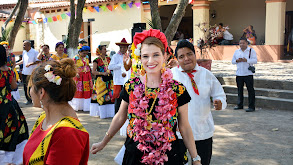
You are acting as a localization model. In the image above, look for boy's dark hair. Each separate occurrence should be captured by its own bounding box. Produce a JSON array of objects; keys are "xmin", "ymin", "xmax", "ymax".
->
[
  {"xmin": 239, "ymin": 37, "xmax": 248, "ymax": 42},
  {"xmin": 175, "ymin": 40, "xmax": 195, "ymax": 57},
  {"xmin": 219, "ymin": 23, "xmax": 223, "ymax": 26}
]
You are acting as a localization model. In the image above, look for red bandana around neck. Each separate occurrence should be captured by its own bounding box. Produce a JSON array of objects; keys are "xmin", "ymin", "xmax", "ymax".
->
[{"xmin": 182, "ymin": 70, "xmax": 199, "ymax": 95}]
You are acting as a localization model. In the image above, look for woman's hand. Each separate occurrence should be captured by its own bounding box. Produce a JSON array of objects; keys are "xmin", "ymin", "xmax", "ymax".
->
[
  {"xmin": 76, "ymin": 73, "xmax": 80, "ymax": 78},
  {"xmin": 91, "ymin": 142, "xmax": 106, "ymax": 154},
  {"xmin": 192, "ymin": 161, "xmax": 202, "ymax": 165},
  {"xmin": 167, "ymin": 59, "xmax": 178, "ymax": 68}
]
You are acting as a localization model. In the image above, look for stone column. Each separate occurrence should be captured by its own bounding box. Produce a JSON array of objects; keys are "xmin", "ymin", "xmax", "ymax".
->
[
  {"xmin": 192, "ymin": 0, "xmax": 210, "ymax": 44},
  {"xmin": 142, "ymin": 3, "xmax": 151, "ymax": 29},
  {"xmin": 265, "ymin": 0, "xmax": 286, "ymax": 45}
]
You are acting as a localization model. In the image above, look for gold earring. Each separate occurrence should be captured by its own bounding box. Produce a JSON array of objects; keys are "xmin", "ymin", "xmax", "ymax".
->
[{"xmin": 141, "ymin": 66, "xmax": 146, "ymax": 76}]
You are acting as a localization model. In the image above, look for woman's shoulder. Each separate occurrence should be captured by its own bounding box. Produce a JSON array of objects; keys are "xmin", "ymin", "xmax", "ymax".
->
[
  {"xmin": 124, "ymin": 77, "xmax": 141, "ymax": 93},
  {"xmin": 63, "ymin": 53, "xmax": 69, "ymax": 58},
  {"xmin": 171, "ymin": 79, "xmax": 187, "ymax": 96}
]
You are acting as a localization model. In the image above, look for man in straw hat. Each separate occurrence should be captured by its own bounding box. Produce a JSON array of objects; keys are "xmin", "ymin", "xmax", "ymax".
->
[{"xmin": 108, "ymin": 38, "xmax": 131, "ymax": 113}]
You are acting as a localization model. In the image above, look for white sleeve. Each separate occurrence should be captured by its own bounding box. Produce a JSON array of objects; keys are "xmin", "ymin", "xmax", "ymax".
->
[
  {"xmin": 108, "ymin": 55, "xmax": 122, "ymax": 70},
  {"xmin": 210, "ymin": 73, "xmax": 227, "ymax": 110},
  {"xmin": 247, "ymin": 48, "xmax": 257, "ymax": 64}
]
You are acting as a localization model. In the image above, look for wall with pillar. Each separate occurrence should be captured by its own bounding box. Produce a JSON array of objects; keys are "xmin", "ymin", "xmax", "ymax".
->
[
  {"xmin": 192, "ymin": 0, "xmax": 210, "ymax": 44},
  {"xmin": 265, "ymin": 0, "xmax": 286, "ymax": 45}
]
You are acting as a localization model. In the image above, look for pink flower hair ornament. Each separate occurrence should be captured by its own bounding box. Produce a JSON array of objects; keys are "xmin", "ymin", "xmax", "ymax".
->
[{"xmin": 44, "ymin": 64, "xmax": 62, "ymax": 85}]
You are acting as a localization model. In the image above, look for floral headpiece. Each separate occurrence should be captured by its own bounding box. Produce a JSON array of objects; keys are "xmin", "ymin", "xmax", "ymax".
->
[
  {"xmin": 0, "ymin": 41, "xmax": 10, "ymax": 49},
  {"xmin": 131, "ymin": 29, "xmax": 168, "ymax": 57},
  {"xmin": 44, "ymin": 65, "xmax": 62, "ymax": 85}
]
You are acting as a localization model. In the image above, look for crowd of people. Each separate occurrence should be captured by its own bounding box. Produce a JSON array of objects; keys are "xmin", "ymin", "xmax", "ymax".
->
[{"xmin": 0, "ymin": 28, "xmax": 259, "ymax": 165}]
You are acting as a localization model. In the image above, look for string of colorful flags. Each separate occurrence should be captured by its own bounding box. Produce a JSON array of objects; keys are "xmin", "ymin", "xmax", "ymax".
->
[{"xmin": 26, "ymin": 2, "xmax": 141, "ymax": 24}]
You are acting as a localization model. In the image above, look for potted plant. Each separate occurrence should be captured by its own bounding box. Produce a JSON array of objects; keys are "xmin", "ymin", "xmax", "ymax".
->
[{"xmin": 194, "ymin": 23, "xmax": 217, "ymax": 71}]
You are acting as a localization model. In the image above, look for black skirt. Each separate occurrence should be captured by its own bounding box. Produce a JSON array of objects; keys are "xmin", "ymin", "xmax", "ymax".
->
[{"xmin": 0, "ymin": 98, "xmax": 29, "ymax": 151}]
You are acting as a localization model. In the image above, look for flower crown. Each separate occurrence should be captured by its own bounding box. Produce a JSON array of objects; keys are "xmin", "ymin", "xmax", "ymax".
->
[
  {"xmin": 44, "ymin": 65, "xmax": 62, "ymax": 85},
  {"xmin": 131, "ymin": 29, "xmax": 168, "ymax": 58}
]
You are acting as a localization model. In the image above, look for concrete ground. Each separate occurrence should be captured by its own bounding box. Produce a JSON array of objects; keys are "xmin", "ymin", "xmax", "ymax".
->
[{"xmin": 17, "ymin": 86, "xmax": 293, "ymax": 165}]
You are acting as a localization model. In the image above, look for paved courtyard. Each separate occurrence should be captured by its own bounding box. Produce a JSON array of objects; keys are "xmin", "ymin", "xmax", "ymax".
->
[{"xmin": 12, "ymin": 60, "xmax": 293, "ymax": 165}]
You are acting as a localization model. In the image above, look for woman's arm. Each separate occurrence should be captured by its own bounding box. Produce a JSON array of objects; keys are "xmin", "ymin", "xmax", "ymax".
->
[
  {"xmin": 91, "ymin": 100, "xmax": 129, "ymax": 154},
  {"xmin": 12, "ymin": 56, "xmax": 16, "ymax": 69},
  {"xmin": 11, "ymin": 73, "xmax": 17, "ymax": 90},
  {"xmin": 178, "ymin": 104, "xmax": 201, "ymax": 165}
]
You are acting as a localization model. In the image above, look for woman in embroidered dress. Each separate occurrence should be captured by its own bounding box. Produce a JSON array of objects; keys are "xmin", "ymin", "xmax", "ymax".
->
[
  {"xmin": 90, "ymin": 45, "xmax": 114, "ymax": 118},
  {"xmin": 70, "ymin": 46, "xmax": 93, "ymax": 111},
  {"xmin": 37, "ymin": 44, "xmax": 52, "ymax": 62},
  {"xmin": 0, "ymin": 45, "xmax": 29, "ymax": 165},
  {"xmin": 243, "ymin": 25, "xmax": 257, "ymax": 45},
  {"xmin": 23, "ymin": 59, "xmax": 89, "ymax": 165},
  {"xmin": 0, "ymin": 41, "xmax": 21, "ymax": 101},
  {"xmin": 91, "ymin": 29, "xmax": 201, "ymax": 165},
  {"xmin": 49, "ymin": 42, "xmax": 68, "ymax": 61}
]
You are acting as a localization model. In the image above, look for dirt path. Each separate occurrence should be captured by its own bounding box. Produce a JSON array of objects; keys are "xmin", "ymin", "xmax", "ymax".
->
[{"xmin": 18, "ymin": 87, "xmax": 293, "ymax": 165}]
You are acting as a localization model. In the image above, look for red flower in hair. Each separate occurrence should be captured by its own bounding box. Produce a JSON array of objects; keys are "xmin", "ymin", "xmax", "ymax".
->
[{"xmin": 133, "ymin": 29, "xmax": 168, "ymax": 50}]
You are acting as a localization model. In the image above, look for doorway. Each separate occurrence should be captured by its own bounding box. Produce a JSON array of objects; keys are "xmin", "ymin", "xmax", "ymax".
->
[{"xmin": 285, "ymin": 11, "xmax": 293, "ymax": 56}]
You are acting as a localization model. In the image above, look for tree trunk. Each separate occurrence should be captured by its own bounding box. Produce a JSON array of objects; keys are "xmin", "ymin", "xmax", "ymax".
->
[
  {"xmin": 67, "ymin": 0, "xmax": 85, "ymax": 58},
  {"xmin": 1, "ymin": 0, "xmax": 20, "ymax": 35},
  {"xmin": 164, "ymin": 0, "xmax": 189, "ymax": 45},
  {"xmin": 8, "ymin": 0, "xmax": 28, "ymax": 49},
  {"xmin": 149, "ymin": 0, "xmax": 162, "ymax": 31}
]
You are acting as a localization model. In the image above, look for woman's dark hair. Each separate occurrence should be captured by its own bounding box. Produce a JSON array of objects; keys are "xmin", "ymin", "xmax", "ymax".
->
[
  {"xmin": 219, "ymin": 23, "xmax": 223, "ymax": 27},
  {"xmin": 55, "ymin": 42, "xmax": 64, "ymax": 49},
  {"xmin": 28, "ymin": 58, "xmax": 77, "ymax": 103},
  {"xmin": 0, "ymin": 45, "xmax": 7, "ymax": 67},
  {"xmin": 43, "ymin": 44, "xmax": 50, "ymax": 49},
  {"xmin": 174, "ymin": 40, "xmax": 195, "ymax": 57}
]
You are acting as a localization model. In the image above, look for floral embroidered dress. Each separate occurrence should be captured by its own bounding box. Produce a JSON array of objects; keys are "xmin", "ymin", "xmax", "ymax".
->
[
  {"xmin": 0, "ymin": 68, "xmax": 29, "ymax": 153},
  {"xmin": 73, "ymin": 55, "xmax": 93, "ymax": 99},
  {"xmin": 91, "ymin": 56, "xmax": 114, "ymax": 105},
  {"xmin": 49, "ymin": 53, "xmax": 68, "ymax": 61},
  {"xmin": 120, "ymin": 76, "xmax": 191, "ymax": 165},
  {"xmin": 40, "ymin": 53, "xmax": 52, "ymax": 62}
]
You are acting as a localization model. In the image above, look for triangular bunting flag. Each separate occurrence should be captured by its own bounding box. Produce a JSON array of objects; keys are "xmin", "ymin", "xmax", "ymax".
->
[
  {"xmin": 48, "ymin": 17, "xmax": 53, "ymax": 22},
  {"xmin": 107, "ymin": 5, "xmax": 113, "ymax": 11},
  {"xmin": 43, "ymin": 18, "xmax": 48, "ymax": 23},
  {"xmin": 83, "ymin": 7, "xmax": 87, "ymax": 12},
  {"xmin": 135, "ymin": 3, "xmax": 141, "ymax": 8},
  {"xmin": 56, "ymin": 15, "xmax": 62, "ymax": 21},
  {"xmin": 52, "ymin": 16, "xmax": 57, "ymax": 21},
  {"xmin": 114, "ymin": 4, "xmax": 118, "ymax": 10},
  {"xmin": 94, "ymin": 6, "xmax": 99, "ymax": 12},
  {"xmin": 88, "ymin": 6, "xmax": 95, "ymax": 12},
  {"xmin": 128, "ymin": 2, "xmax": 133, "ymax": 8},
  {"xmin": 121, "ymin": 3, "xmax": 127, "ymax": 10},
  {"xmin": 61, "ymin": 13, "xmax": 66, "ymax": 19},
  {"xmin": 101, "ymin": 6, "xmax": 106, "ymax": 11},
  {"xmin": 32, "ymin": 20, "xmax": 37, "ymax": 24},
  {"xmin": 66, "ymin": 12, "xmax": 71, "ymax": 17}
]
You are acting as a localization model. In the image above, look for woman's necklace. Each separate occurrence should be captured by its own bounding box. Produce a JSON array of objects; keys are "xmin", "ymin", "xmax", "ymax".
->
[{"xmin": 144, "ymin": 75, "xmax": 160, "ymax": 123}]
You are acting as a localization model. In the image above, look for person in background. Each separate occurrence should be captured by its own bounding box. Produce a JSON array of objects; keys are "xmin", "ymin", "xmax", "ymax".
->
[
  {"xmin": 172, "ymin": 40, "xmax": 227, "ymax": 165},
  {"xmin": 23, "ymin": 59, "xmax": 89, "ymax": 164},
  {"xmin": 0, "ymin": 45, "xmax": 29, "ymax": 165},
  {"xmin": 108, "ymin": 38, "xmax": 130, "ymax": 114},
  {"xmin": 37, "ymin": 44, "xmax": 52, "ymax": 62},
  {"xmin": 0, "ymin": 41, "xmax": 21, "ymax": 101},
  {"xmin": 232, "ymin": 37, "xmax": 257, "ymax": 112},
  {"xmin": 49, "ymin": 42, "xmax": 68, "ymax": 61},
  {"xmin": 243, "ymin": 25, "xmax": 257, "ymax": 45},
  {"xmin": 70, "ymin": 46, "xmax": 93, "ymax": 111},
  {"xmin": 16, "ymin": 41, "xmax": 39, "ymax": 105},
  {"xmin": 90, "ymin": 45, "xmax": 114, "ymax": 118}
]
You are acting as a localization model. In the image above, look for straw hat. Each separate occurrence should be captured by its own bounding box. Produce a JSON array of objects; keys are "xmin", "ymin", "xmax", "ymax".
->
[{"xmin": 115, "ymin": 38, "xmax": 131, "ymax": 46}]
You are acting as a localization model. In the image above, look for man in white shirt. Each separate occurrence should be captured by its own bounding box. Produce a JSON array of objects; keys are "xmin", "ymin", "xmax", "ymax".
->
[
  {"xmin": 16, "ymin": 41, "xmax": 39, "ymax": 104},
  {"xmin": 108, "ymin": 38, "xmax": 130, "ymax": 113},
  {"xmin": 172, "ymin": 40, "xmax": 227, "ymax": 165},
  {"xmin": 232, "ymin": 38, "xmax": 257, "ymax": 112}
]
